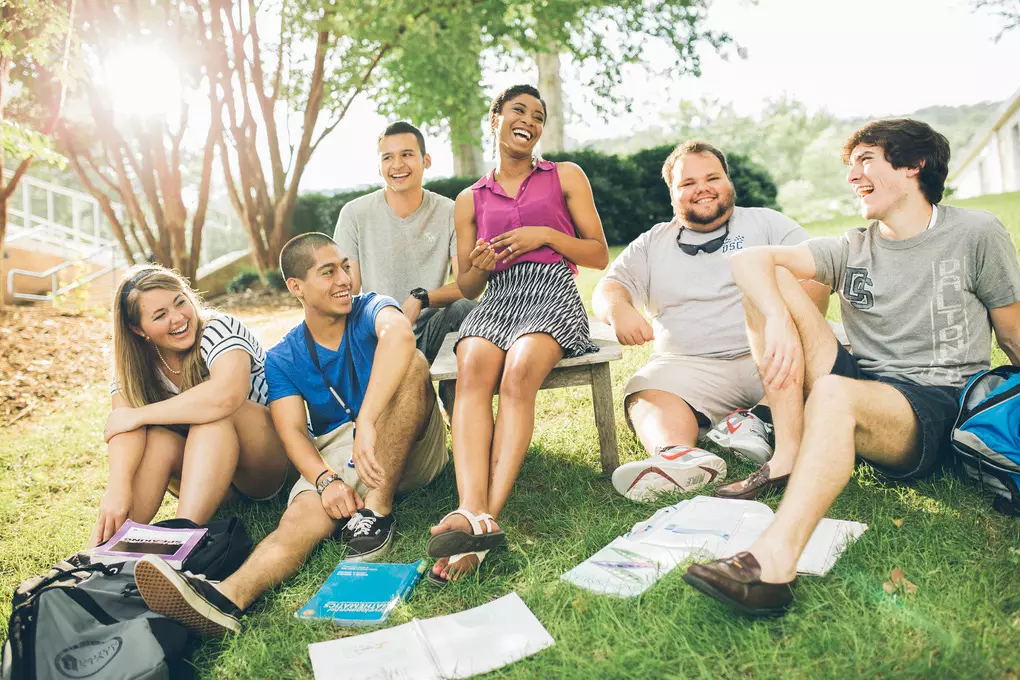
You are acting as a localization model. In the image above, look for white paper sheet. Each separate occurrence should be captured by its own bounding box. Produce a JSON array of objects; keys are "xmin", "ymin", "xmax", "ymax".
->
[
  {"xmin": 308, "ymin": 623, "xmax": 439, "ymax": 680},
  {"xmin": 416, "ymin": 593, "xmax": 554, "ymax": 680},
  {"xmin": 560, "ymin": 536, "xmax": 687, "ymax": 597}
]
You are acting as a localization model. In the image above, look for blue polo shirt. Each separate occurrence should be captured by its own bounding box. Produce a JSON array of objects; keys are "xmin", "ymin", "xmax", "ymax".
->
[{"xmin": 265, "ymin": 293, "xmax": 399, "ymax": 436}]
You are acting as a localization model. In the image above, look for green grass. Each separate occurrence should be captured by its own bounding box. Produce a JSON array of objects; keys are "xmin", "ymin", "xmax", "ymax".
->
[{"xmin": 4, "ymin": 193, "xmax": 1020, "ymax": 678}]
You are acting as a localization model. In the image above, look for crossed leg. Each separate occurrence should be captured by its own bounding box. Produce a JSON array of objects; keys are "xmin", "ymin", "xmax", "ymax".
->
[{"xmin": 734, "ymin": 269, "xmax": 921, "ymax": 583}]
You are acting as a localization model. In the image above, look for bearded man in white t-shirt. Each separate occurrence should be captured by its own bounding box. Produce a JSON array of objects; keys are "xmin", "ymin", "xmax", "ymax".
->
[{"xmin": 593, "ymin": 140, "xmax": 830, "ymax": 501}]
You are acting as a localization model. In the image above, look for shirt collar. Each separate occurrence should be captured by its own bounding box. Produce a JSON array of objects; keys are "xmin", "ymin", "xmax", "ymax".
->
[{"xmin": 471, "ymin": 159, "xmax": 556, "ymax": 191}]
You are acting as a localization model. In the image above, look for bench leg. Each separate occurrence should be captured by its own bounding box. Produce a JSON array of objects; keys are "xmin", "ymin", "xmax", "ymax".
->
[{"xmin": 590, "ymin": 363, "xmax": 620, "ymax": 475}]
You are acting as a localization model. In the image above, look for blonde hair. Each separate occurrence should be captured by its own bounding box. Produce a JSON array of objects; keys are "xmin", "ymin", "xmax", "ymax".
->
[{"xmin": 113, "ymin": 265, "xmax": 210, "ymax": 408}]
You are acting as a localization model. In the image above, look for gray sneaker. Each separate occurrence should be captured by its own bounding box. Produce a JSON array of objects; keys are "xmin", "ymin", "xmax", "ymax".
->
[{"xmin": 708, "ymin": 410, "xmax": 774, "ymax": 465}]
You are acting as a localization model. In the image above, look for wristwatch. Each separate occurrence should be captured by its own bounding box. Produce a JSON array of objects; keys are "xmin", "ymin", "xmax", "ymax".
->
[
  {"xmin": 316, "ymin": 472, "xmax": 343, "ymax": 495},
  {"xmin": 410, "ymin": 287, "xmax": 430, "ymax": 309}
]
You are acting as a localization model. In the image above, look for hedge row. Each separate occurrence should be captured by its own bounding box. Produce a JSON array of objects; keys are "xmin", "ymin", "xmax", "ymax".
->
[{"xmin": 292, "ymin": 145, "xmax": 779, "ymax": 246}]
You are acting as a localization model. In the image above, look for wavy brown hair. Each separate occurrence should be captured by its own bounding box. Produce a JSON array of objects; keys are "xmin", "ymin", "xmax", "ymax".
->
[{"xmin": 112, "ymin": 265, "xmax": 210, "ymax": 408}]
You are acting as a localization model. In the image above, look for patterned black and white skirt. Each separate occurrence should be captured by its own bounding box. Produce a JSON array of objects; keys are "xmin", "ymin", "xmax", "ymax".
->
[{"xmin": 456, "ymin": 260, "xmax": 597, "ymax": 358}]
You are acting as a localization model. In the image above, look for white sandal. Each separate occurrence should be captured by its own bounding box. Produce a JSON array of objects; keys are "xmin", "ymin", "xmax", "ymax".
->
[{"xmin": 426, "ymin": 508, "xmax": 505, "ymax": 558}]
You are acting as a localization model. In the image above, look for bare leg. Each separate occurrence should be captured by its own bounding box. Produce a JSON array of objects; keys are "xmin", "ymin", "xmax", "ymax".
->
[
  {"xmin": 129, "ymin": 427, "xmax": 186, "ymax": 523},
  {"xmin": 749, "ymin": 376, "xmax": 920, "ymax": 583},
  {"xmin": 217, "ymin": 491, "xmax": 338, "ymax": 610},
  {"xmin": 448, "ymin": 338, "xmax": 505, "ymax": 514},
  {"xmin": 362, "ymin": 351, "xmax": 436, "ymax": 516},
  {"xmin": 625, "ymin": 390, "xmax": 701, "ymax": 455},
  {"xmin": 744, "ymin": 268, "xmax": 839, "ymax": 477},
  {"xmin": 176, "ymin": 401, "xmax": 289, "ymax": 523},
  {"xmin": 487, "ymin": 333, "xmax": 564, "ymax": 519},
  {"xmin": 430, "ymin": 337, "xmax": 505, "ymax": 581}
]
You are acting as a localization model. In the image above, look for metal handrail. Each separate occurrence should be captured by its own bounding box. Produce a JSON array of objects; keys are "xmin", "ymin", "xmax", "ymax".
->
[{"xmin": 6, "ymin": 242, "xmax": 125, "ymax": 303}]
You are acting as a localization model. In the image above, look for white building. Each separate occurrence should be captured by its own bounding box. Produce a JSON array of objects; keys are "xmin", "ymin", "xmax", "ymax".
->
[{"xmin": 949, "ymin": 87, "xmax": 1020, "ymax": 199}]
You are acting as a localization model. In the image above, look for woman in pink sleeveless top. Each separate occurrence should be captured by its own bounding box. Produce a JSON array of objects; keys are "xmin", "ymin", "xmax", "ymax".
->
[{"xmin": 426, "ymin": 85, "xmax": 610, "ymax": 584}]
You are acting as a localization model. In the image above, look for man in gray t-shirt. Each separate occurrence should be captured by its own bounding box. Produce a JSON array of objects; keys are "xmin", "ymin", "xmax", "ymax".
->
[
  {"xmin": 333, "ymin": 122, "xmax": 477, "ymax": 364},
  {"xmin": 684, "ymin": 119, "xmax": 1020, "ymax": 618},
  {"xmin": 593, "ymin": 140, "xmax": 830, "ymax": 501}
]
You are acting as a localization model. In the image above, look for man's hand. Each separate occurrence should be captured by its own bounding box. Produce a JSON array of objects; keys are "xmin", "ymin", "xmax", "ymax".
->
[
  {"xmin": 351, "ymin": 421, "xmax": 386, "ymax": 490},
  {"xmin": 320, "ymin": 479, "xmax": 365, "ymax": 520},
  {"xmin": 104, "ymin": 408, "xmax": 143, "ymax": 443},
  {"xmin": 761, "ymin": 313, "xmax": 803, "ymax": 390},
  {"xmin": 89, "ymin": 485, "xmax": 133, "ymax": 547},
  {"xmin": 489, "ymin": 226, "xmax": 552, "ymax": 264},
  {"xmin": 401, "ymin": 295, "xmax": 423, "ymax": 326},
  {"xmin": 609, "ymin": 304, "xmax": 654, "ymax": 346},
  {"xmin": 468, "ymin": 239, "xmax": 498, "ymax": 272}
]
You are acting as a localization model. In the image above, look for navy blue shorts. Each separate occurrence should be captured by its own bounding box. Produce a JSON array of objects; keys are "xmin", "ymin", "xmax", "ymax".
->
[{"xmin": 830, "ymin": 344, "xmax": 961, "ymax": 480}]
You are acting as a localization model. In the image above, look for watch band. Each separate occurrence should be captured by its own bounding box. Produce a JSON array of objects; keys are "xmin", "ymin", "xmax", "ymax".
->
[
  {"xmin": 410, "ymin": 287, "xmax": 430, "ymax": 309},
  {"xmin": 315, "ymin": 472, "xmax": 343, "ymax": 495}
]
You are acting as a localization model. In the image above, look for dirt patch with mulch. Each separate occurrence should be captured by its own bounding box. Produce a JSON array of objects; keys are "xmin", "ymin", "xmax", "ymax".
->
[
  {"xmin": 0, "ymin": 292, "xmax": 302, "ymax": 428},
  {"xmin": 0, "ymin": 306, "xmax": 112, "ymax": 427}
]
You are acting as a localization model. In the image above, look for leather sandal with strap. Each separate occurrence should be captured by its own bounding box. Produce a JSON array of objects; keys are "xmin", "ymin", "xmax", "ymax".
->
[{"xmin": 426, "ymin": 508, "xmax": 506, "ymax": 558}]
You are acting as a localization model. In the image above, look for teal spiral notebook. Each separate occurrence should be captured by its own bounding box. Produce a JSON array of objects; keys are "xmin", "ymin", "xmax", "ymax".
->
[{"xmin": 295, "ymin": 560, "xmax": 425, "ymax": 626}]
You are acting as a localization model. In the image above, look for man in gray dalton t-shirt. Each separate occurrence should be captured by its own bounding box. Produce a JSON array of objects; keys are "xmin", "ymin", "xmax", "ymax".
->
[
  {"xmin": 683, "ymin": 119, "xmax": 1020, "ymax": 618},
  {"xmin": 334, "ymin": 122, "xmax": 476, "ymax": 364}
]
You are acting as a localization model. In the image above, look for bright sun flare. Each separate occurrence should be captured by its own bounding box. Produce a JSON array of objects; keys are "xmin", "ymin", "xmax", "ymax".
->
[{"xmin": 102, "ymin": 45, "xmax": 183, "ymax": 120}]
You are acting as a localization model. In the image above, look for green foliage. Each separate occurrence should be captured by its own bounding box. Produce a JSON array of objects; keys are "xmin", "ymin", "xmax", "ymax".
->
[
  {"xmin": 293, "ymin": 146, "xmax": 779, "ymax": 246},
  {"xmin": 265, "ymin": 268, "xmax": 287, "ymax": 292},
  {"xmin": 226, "ymin": 269, "xmax": 262, "ymax": 294}
]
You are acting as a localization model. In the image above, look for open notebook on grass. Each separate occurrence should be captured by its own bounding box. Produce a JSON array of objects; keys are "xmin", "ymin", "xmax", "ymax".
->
[
  {"xmin": 562, "ymin": 496, "xmax": 867, "ymax": 597},
  {"xmin": 307, "ymin": 593, "xmax": 554, "ymax": 680}
]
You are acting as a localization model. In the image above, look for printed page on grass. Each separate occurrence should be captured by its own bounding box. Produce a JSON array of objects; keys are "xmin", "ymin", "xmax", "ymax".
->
[
  {"xmin": 627, "ymin": 496, "xmax": 773, "ymax": 554},
  {"xmin": 561, "ymin": 536, "xmax": 686, "ymax": 597},
  {"xmin": 307, "ymin": 622, "xmax": 440, "ymax": 680},
  {"xmin": 415, "ymin": 593, "xmax": 555, "ymax": 679},
  {"xmin": 722, "ymin": 514, "xmax": 868, "ymax": 576}
]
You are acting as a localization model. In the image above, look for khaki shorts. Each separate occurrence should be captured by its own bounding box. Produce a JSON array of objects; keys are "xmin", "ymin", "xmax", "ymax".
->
[
  {"xmin": 623, "ymin": 352, "xmax": 765, "ymax": 433},
  {"xmin": 287, "ymin": 400, "xmax": 449, "ymax": 505}
]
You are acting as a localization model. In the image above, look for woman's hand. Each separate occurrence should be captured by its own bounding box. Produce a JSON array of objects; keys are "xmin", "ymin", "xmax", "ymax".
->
[
  {"xmin": 89, "ymin": 485, "xmax": 133, "ymax": 547},
  {"xmin": 468, "ymin": 239, "xmax": 499, "ymax": 272},
  {"xmin": 104, "ymin": 407, "xmax": 143, "ymax": 443},
  {"xmin": 489, "ymin": 226, "xmax": 552, "ymax": 264}
]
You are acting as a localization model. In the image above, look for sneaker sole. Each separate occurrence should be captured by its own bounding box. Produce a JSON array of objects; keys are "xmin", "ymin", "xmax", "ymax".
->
[
  {"xmin": 346, "ymin": 523, "xmax": 395, "ymax": 563},
  {"xmin": 135, "ymin": 558, "xmax": 241, "ymax": 637},
  {"xmin": 729, "ymin": 441, "xmax": 774, "ymax": 466},
  {"xmin": 612, "ymin": 455, "xmax": 727, "ymax": 501}
]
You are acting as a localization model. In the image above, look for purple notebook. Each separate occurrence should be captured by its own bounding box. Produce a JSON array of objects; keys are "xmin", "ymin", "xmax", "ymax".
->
[{"xmin": 92, "ymin": 520, "xmax": 207, "ymax": 568}]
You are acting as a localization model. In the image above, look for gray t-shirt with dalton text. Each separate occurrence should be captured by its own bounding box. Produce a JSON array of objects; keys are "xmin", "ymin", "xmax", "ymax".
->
[
  {"xmin": 605, "ymin": 206, "xmax": 809, "ymax": 359},
  {"xmin": 807, "ymin": 204, "xmax": 1020, "ymax": 388},
  {"xmin": 333, "ymin": 189, "xmax": 456, "ymax": 332}
]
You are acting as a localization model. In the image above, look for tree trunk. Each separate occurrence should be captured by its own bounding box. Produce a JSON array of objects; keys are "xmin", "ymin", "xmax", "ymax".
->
[
  {"xmin": 536, "ymin": 49, "xmax": 565, "ymax": 153},
  {"xmin": 451, "ymin": 113, "xmax": 484, "ymax": 177}
]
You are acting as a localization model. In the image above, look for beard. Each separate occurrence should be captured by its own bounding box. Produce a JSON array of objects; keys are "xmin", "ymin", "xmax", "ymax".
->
[{"xmin": 680, "ymin": 190, "xmax": 735, "ymax": 227}]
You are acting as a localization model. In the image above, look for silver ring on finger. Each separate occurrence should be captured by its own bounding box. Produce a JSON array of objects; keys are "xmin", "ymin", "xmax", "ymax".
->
[{"xmin": 508, "ymin": 244, "xmax": 513, "ymax": 254}]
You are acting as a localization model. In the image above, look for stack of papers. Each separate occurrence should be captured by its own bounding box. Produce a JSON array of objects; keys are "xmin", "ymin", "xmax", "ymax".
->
[
  {"xmin": 562, "ymin": 496, "xmax": 867, "ymax": 597},
  {"xmin": 307, "ymin": 593, "xmax": 554, "ymax": 680}
]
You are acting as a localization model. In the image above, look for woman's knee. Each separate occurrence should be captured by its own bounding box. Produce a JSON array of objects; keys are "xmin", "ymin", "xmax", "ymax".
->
[
  {"xmin": 457, "ymin": 346, "xmax": 502, "ymax": 394},
  {"xmin": 499, "ymin": 358, "xmax": 542, "ymax": 403}
]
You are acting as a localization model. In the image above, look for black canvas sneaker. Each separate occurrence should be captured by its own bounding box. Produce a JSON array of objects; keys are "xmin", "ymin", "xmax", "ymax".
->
[
  {"xmin": 340, "ymin": 509, "xmax": 395, "ymax": 561},
  {"xmin": 135, "ymin": 555, "xmax": 243, "ymax": 637}
]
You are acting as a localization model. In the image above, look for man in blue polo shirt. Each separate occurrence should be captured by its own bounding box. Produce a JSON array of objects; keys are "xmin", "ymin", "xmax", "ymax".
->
[{"xmin": 132, "ymin": 232, "xmax": 448, "ymax": 637}]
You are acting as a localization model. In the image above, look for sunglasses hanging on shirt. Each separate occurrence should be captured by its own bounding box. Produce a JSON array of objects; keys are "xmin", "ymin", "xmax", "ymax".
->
[{"xmin": 675, "ymin": 221, "xmax": 730, "ymax": 256}]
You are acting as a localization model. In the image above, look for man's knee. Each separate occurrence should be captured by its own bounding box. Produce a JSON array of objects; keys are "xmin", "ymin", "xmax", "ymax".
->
[
  {"xmin": 273, "ymin": 493, "xmax": 335, "ymax": 547},
  {"xmin": 806, "ymin": 375, "xmax": 856, "ymax": 417},
  {"xmin": 402, "ymin": 350, "xmax": 430, "ymax": 385}
]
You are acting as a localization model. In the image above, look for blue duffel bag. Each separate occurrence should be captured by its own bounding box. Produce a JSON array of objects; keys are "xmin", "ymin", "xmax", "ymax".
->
[{"xmin": 951, "ymin": 366, "xmax": 1020, "ymax": 516}]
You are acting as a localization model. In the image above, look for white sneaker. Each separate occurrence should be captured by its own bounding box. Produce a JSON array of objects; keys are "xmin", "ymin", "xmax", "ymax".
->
[
  {"xmin": 707, "ymin": 409, "xmax": 775, "ymax": 465},
  {"xmin": 612, "ymin": 446, "xmax": 727, "ymax": 501}
]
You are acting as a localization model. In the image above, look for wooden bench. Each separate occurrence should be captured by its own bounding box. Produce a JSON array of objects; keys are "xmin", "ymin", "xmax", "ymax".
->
[{"xmin": 430, "ymin": 325, "xmax": 623, "ymax": 474}]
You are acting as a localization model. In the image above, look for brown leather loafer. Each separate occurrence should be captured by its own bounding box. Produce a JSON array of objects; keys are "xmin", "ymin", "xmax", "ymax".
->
[
  {"xmin": 683, "ymin": 552, "xmax": 795, "ymax": 617},
  {"xmin": 714, "ymin": 463, "xmax": 790, "ymax": 501}
]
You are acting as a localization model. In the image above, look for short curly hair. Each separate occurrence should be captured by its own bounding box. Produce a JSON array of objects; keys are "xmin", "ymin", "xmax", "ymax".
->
[
  {"xmin": 489, "ymin": 84, "xmax": 547, "ymax": 134},
  {"xmin": 841, "ymin": 119, "xmax": 951, "ymax": 204}
]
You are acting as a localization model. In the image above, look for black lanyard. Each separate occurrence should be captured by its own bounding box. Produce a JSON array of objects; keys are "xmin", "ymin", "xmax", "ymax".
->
[{"xmin": 302, "ymin": 322, "xmax": 361, "ymax": 422}]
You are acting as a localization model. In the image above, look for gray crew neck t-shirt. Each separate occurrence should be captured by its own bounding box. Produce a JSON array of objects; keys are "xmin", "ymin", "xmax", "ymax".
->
[
  {"xmin": 807, "ymin": 204, "xmax": 1020, "ymax": 388},
  {"xmin": 333, "ymin": 189, "xmax": 456, "ymax": 332},
  {"xmin": 605, "ymin": 206, "xmax": 809, "ymax": 359}
]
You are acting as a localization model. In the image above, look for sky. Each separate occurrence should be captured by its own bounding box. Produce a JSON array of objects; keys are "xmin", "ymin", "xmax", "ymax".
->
[{"xmin": 298, "ymin": 0, "xmax": 1020, "ymax": 193}]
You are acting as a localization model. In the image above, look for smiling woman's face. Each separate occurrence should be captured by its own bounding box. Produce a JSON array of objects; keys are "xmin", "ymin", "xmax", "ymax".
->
[
  {"xmin": 133, "ymin": 287, "xmax": 198, "ymax": 353},
  {"xmin": 497, "ymin": 94, "xmax": 545, "ymax": 155}
]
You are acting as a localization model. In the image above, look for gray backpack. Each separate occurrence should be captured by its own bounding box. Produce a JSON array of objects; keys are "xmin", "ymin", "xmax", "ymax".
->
[{"xmin": 2, "ymin": 558, "xmax": 191, "ymax": 680}]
